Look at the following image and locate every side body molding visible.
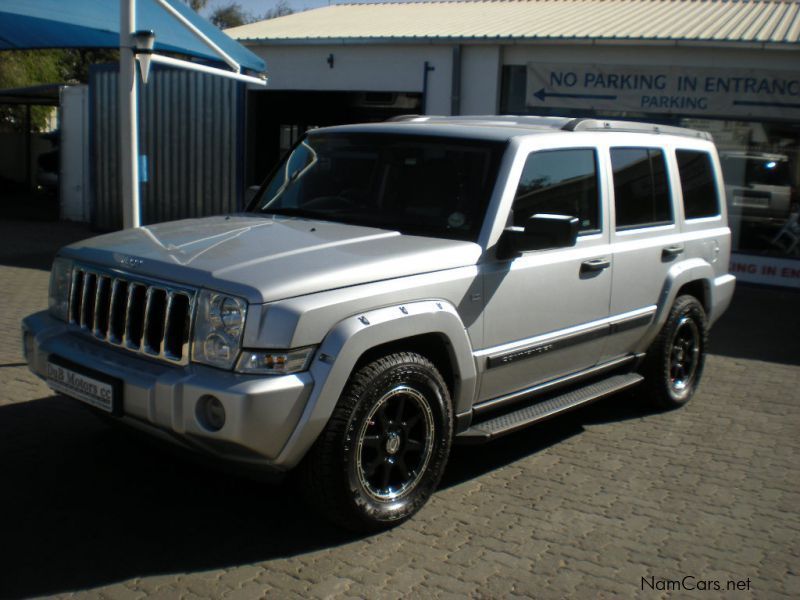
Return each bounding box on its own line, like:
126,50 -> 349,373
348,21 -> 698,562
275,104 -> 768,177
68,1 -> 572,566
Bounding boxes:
274,300 -> 477,468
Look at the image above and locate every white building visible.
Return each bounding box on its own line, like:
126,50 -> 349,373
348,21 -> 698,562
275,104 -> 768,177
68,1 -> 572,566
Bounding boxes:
229,0 -> 800,287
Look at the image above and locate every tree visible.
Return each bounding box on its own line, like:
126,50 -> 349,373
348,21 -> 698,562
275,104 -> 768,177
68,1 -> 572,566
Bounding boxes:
0,50 -> 64,131
0,49 -> 119,131
263,0 -> 294,20
184,0 -> 209,11
60,49 -> 119,85
208,0 -> 294,29
210,2 -> 249,29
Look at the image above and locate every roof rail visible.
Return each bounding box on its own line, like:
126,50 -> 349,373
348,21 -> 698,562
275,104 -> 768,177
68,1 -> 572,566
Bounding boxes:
562,118 -> 712,141
385,114 -> 425,122
384,115 -> 576,130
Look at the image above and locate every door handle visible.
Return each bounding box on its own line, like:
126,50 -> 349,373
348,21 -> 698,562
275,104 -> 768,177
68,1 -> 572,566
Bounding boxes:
581,258 -> 611,273
662,245 -> 685,259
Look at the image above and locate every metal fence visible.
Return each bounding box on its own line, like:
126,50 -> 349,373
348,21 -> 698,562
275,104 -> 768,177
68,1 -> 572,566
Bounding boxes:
90,64 -> 245,230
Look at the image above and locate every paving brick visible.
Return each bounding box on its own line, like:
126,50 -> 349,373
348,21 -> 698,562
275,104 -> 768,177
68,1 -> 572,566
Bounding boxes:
0,220 -> 797,600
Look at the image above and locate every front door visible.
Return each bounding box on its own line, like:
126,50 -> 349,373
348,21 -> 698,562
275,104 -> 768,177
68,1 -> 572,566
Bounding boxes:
477,147 -> 612,402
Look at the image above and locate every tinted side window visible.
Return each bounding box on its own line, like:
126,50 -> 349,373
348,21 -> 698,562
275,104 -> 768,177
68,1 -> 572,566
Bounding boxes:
676,150 -> 720,219
513,148 -> 600,232
611,148 -> 672,229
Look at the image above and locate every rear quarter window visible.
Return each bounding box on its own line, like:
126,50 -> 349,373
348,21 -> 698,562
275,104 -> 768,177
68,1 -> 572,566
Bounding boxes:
676,150 -> 720,219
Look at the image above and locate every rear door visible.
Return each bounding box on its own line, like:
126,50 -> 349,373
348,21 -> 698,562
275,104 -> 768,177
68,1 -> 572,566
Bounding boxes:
601,142 -> 682,361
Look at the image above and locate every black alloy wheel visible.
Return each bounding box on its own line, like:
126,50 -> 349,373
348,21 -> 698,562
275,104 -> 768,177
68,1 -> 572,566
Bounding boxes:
668,315 -> 702,396
640,294 -> 708,409
297,352 -> 453,531
355,384 -> 435,502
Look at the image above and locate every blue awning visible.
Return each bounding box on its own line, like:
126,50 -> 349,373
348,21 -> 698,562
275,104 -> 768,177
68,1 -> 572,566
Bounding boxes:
0,0 -> 265,74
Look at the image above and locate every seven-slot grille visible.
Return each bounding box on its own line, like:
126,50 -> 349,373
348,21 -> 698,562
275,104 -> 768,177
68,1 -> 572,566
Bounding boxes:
68,266 -> 195,365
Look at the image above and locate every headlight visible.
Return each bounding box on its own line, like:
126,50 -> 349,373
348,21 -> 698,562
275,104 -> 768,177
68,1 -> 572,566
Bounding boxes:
192,290 -> 248,369
236,346 -> 316,375
48,257 -> 73,321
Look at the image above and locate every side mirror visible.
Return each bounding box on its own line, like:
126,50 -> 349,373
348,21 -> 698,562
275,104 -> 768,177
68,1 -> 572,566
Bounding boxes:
497,214 -> 580,259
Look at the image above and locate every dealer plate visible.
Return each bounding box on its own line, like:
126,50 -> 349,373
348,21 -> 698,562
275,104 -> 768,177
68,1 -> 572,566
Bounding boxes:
47,360 -> 117,414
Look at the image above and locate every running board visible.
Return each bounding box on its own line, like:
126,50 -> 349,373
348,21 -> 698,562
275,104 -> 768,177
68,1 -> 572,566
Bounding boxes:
457,373 -> 643,443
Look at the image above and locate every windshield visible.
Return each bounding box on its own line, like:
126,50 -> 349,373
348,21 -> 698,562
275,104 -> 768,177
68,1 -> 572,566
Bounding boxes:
249,132 -> 506,241
721,155 -> 791,187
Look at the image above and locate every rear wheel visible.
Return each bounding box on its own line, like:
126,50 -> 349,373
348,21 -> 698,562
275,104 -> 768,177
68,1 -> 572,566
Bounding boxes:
640,295 -> 708,409
297,352 -> 453,531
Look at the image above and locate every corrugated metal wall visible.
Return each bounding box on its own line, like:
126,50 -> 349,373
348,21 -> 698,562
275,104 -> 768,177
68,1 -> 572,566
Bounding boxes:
90,65 -> 244,230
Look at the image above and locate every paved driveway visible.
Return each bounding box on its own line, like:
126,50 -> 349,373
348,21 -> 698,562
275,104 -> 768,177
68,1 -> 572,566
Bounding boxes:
0,220 -> 797,599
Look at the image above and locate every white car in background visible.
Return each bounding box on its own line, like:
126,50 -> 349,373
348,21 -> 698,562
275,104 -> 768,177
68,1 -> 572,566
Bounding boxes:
721,151 -> 793,225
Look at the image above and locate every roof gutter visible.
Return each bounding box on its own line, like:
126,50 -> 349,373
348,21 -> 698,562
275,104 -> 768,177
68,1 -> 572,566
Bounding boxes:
236,36 -> 800,52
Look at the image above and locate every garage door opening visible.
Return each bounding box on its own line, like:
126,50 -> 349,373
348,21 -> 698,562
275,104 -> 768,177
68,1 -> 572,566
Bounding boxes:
245,90 -> 421,190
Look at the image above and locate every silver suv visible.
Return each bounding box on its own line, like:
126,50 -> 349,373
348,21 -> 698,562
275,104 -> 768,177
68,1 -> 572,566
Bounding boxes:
22,116 -> 735,530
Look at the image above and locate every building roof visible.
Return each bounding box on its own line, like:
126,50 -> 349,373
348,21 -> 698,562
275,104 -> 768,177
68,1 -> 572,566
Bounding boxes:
226,0 -> 800,47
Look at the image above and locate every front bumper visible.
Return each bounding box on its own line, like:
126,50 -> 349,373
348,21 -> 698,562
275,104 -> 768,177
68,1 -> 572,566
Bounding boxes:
22,311 -> 314,470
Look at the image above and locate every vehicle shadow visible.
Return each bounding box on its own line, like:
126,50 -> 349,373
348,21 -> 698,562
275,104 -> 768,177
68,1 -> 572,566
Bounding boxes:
0,396 -> 354,599
0,390 -> 660,598
0,220 -> 93,271
441,390 -> 661,489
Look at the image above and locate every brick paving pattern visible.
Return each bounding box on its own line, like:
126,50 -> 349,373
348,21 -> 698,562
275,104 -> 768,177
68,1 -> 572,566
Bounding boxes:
0,220 -> 797,599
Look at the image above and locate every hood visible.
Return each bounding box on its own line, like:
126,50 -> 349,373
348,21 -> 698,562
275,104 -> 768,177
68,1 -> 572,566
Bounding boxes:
61,215 -> 482,303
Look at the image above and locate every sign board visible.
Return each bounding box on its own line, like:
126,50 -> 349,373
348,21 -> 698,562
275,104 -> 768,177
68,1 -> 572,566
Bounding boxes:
526,63 -> 800,120
730,254 -> 800,289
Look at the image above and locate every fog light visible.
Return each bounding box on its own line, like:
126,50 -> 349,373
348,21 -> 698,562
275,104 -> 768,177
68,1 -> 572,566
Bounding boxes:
196,395 -> 226,432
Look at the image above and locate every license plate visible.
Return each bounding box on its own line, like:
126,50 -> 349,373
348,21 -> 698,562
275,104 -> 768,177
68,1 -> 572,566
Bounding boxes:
47,360 -> 118,414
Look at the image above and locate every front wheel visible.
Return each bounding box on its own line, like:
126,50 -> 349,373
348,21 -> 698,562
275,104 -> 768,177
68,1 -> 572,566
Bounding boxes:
640,295 -> 708,409
297,352 -> 453,531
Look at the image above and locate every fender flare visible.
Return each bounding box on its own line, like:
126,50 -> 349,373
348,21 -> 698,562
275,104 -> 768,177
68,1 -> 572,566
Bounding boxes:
636,258 -> 714,352
274,299 -> 476,468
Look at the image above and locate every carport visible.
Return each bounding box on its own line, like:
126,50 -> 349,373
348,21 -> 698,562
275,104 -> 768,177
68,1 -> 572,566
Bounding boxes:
0,0 -> 266,228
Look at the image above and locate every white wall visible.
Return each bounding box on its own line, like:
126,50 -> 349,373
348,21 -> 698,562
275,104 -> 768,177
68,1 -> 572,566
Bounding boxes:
247,41 -> 798,119
251,44 -> 454,114
60,85 -> 90,222
460,45 -> 501,115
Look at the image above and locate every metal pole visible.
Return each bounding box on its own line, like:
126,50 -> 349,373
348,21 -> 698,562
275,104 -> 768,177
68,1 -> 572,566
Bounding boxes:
148,54 -> 267,86
422,61 -> 435,115
120,0 -> 140,228
450,45 -> 462,116
154,0 -> 241,73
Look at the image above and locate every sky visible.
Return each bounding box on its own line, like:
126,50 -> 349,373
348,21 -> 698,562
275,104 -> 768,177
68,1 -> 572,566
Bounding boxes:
209,0 -> 331,15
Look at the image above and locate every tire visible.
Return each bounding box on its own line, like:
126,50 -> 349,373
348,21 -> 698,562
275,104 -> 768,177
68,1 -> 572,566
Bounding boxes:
640,295 -> 708,409
297,352 -> 453,532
